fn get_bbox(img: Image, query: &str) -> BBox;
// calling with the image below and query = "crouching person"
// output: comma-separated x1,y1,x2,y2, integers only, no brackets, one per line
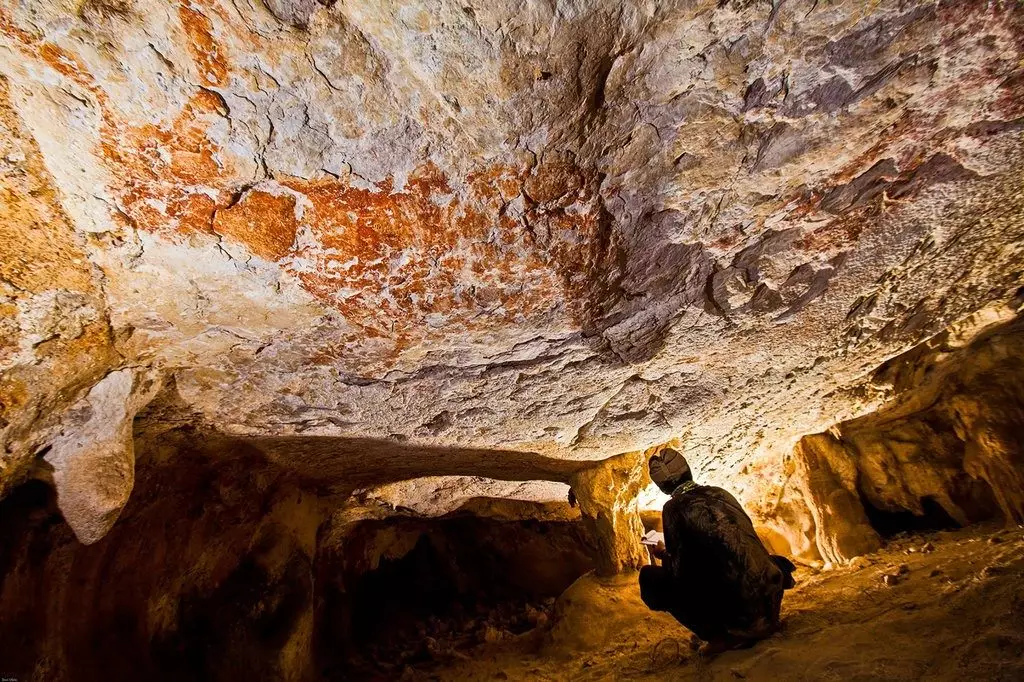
639,448,796,653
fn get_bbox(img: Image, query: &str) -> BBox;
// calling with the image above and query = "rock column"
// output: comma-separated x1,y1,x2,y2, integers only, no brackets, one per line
43,369,161,544
794,432,881,566
569,451,647,575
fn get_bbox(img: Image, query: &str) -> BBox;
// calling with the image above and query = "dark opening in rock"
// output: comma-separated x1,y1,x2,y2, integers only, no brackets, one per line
860,495,961,538
315,514,598,679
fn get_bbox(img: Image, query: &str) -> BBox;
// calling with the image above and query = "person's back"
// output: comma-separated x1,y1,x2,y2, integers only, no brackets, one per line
662,483,789,642
640,449,795,650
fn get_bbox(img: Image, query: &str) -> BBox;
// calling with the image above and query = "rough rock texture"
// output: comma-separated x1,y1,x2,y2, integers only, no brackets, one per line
762,301,1024,564
790,432,882,566
2,1,1023,507
0,74,116,497
568,449,646,574
360,476,573,518
2,6,1024,674
43,368,160,543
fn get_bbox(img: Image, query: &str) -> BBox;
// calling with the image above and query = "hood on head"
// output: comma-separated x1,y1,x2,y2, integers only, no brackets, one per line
648,447,693,494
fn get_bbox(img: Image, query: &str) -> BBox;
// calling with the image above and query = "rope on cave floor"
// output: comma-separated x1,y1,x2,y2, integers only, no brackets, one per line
619,636,686,676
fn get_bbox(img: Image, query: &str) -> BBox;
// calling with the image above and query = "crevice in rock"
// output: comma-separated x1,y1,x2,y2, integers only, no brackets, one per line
314,512,596,679
778,309,1024,564
859,494,961,539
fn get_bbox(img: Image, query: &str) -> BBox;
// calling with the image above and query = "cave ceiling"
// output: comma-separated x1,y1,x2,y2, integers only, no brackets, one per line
1,0,1023,501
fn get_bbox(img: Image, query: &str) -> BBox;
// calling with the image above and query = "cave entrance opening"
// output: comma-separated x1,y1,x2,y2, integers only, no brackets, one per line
318,504,599,678
859,494,961,538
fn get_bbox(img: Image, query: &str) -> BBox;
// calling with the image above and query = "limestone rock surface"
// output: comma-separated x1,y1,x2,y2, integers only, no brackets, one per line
43,368,160,543
0,0,1023,537
762,302,1024,563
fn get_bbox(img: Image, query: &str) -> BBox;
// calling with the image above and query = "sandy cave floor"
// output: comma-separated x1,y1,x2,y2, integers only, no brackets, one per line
410,524,1024,681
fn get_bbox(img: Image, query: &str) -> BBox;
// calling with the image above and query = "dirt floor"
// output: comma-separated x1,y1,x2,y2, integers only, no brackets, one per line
413,524,1024,681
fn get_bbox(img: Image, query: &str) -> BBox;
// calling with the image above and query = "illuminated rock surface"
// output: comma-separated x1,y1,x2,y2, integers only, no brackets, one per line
1,0,1023,679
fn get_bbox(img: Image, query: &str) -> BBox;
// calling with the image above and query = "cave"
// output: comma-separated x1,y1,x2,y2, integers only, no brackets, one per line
3,0,1024,680
860,495,961,539
0,426,606,681
316,514,597,678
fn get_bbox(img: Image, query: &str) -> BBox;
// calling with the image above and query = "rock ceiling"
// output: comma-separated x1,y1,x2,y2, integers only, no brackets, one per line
1,0,1023,515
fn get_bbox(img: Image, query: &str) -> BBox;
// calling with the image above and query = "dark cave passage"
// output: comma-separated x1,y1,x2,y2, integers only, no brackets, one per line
0,442,601,682
860,495,961,539
315,513,598,679
2,315,1024,681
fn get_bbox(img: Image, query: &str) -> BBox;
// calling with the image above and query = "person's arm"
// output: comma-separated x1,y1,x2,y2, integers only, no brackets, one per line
660,497,685,563
641,530,669,560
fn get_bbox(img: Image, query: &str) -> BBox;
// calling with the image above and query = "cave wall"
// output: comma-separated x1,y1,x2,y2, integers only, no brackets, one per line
0,430,321,682
770,308,1024,565
0,421,610,681
2,2,1023,511
0,75,117,499
0,1,1023,672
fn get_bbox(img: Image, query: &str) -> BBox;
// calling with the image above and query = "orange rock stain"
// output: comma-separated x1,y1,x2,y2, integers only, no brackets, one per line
212,190,298,261
1,3,623,364
282,162,571,353
178,1,229,86
0,3,236,238
109,90,232,237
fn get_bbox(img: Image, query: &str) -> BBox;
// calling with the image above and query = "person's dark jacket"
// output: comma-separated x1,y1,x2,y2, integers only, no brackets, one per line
658,483,794,641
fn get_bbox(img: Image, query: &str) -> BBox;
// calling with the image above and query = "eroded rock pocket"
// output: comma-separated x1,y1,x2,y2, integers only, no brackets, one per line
315,514,598,679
